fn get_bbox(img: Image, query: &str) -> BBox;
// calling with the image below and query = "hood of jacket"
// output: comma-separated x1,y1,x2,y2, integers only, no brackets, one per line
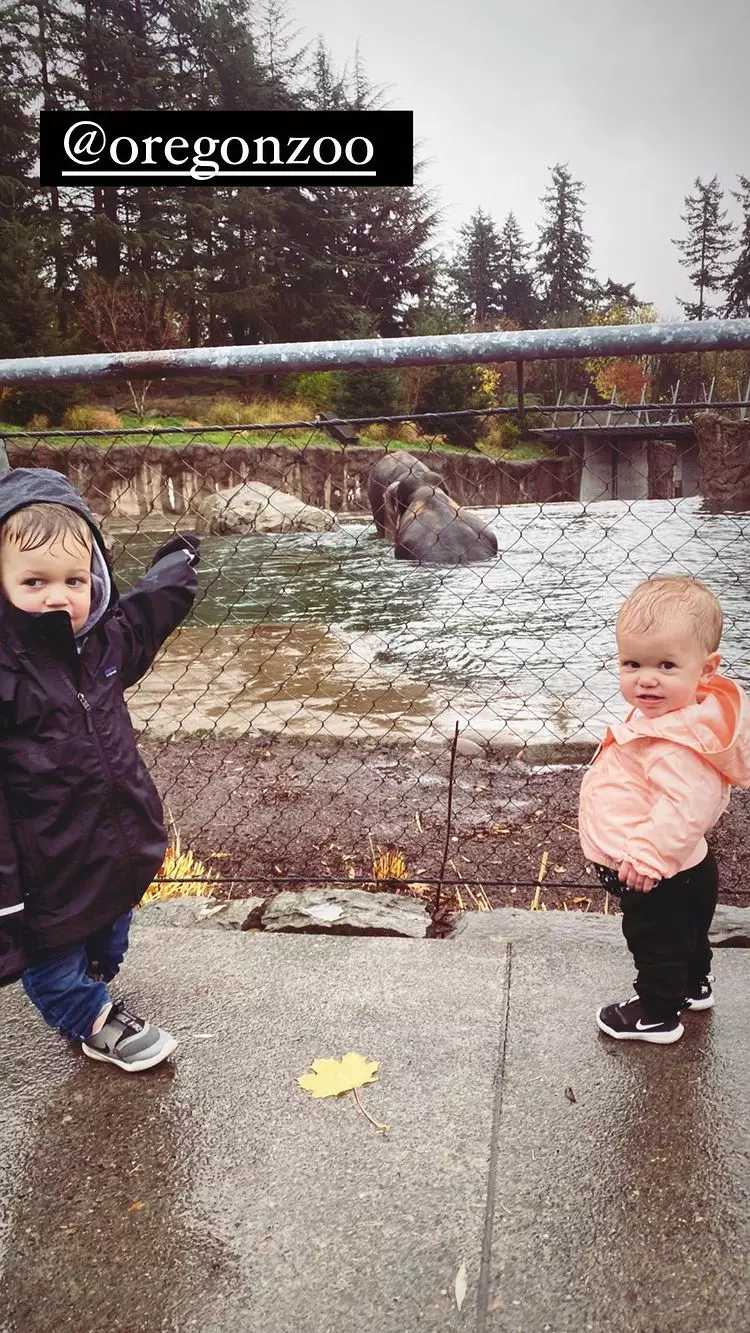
0,467,114,642
605,673,750,787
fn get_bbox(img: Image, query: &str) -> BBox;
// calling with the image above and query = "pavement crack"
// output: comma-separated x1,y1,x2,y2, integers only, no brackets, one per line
475,939,512,1331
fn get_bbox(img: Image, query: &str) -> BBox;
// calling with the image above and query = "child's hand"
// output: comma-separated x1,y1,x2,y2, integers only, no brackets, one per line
617,861,656,893
151,533,201,567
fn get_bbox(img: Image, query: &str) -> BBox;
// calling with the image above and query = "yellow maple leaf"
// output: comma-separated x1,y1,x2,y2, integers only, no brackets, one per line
297,1052,379,1099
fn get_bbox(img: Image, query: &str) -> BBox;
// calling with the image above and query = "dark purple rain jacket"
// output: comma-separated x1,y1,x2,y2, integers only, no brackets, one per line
0,469,199,984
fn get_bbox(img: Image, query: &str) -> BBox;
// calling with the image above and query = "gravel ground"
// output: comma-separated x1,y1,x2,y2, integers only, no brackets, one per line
140,735,750,913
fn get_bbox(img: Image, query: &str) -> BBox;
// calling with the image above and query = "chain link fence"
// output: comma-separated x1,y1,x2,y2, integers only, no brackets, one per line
3,395,750,911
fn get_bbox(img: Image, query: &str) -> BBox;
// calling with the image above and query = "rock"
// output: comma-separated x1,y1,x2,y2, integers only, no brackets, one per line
198,482,338,535
694,413,750,511
710,905,750,948
133,896,265,929
260,887,430,938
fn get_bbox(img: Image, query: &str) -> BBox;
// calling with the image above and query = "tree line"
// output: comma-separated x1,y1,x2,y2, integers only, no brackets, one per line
1,0,749,424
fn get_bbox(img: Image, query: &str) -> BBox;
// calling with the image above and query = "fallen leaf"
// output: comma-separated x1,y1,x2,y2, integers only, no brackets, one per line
128,1201,145,1212
297,1052,379,1099
564,1086,577,1104
455,1261,468,1311
488,825,509,835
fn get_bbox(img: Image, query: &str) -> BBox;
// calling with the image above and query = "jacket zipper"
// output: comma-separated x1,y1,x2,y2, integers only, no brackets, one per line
77,692,94,732
59,667,135,879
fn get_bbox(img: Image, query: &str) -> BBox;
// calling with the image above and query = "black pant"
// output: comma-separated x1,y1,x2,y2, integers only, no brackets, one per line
596,853,719,1021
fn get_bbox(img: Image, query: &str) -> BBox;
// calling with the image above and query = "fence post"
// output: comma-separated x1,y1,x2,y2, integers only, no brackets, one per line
0,438,11,476
516,360,525,430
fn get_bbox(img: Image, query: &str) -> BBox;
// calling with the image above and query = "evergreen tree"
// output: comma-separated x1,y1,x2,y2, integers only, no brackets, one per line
306,38,349,109
673,175,735,319
536,163,592,322
448,208,504,329
254,0,306,108
0,14,57,359
496,211,537,327
592,278,640,313
724,175,750,318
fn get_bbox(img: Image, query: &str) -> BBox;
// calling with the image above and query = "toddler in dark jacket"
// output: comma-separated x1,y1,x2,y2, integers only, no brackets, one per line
0,468,199,1071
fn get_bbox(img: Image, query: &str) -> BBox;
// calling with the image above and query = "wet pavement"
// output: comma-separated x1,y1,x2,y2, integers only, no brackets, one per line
1,917,748,1331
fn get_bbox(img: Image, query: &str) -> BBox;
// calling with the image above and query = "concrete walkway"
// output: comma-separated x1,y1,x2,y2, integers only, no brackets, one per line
1,914,748,1332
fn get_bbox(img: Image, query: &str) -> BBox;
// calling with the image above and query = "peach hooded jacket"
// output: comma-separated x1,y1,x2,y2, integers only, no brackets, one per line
579,674,750,881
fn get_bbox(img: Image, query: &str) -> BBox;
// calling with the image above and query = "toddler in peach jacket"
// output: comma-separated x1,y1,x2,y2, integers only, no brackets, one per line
578,575,750,1045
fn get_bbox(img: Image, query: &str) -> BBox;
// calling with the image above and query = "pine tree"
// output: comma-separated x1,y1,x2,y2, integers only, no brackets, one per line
673,175,735,319
724,175,750,318
496,211,537,327
448,208,504,329
306,38,349,109
0,9,57,359
536,163,592,322
254,0,306,108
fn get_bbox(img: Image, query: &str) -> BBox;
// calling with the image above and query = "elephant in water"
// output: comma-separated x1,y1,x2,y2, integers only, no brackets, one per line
383,469,498,564
366,452,445,538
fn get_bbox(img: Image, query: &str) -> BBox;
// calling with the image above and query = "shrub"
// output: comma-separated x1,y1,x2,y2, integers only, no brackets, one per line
332,367,406,422
26,414,50,431
414,364,492,449
61,405,123,431
203,397,246,426
399,421,421,444
1,384,82,426
280,372,336,412
361,422,391,443
477,413,548,458
361,419,422,446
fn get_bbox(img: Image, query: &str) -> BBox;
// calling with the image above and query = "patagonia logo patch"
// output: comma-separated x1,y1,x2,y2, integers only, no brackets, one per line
104,666,118,678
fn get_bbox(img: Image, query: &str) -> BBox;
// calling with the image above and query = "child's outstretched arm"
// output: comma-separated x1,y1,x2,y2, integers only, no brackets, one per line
619,741,727,889
115,533,200,688
0,786,27,985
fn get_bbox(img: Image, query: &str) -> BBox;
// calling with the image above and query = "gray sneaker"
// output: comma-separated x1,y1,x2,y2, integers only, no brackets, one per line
81,1002,177,1072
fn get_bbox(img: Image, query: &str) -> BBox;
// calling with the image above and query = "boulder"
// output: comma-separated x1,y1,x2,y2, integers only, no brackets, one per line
133,896,264,929
710,905,750,948
260,887,430,938
199,481,338,534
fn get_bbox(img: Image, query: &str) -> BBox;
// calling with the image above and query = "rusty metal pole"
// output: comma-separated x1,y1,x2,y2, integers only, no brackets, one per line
1,320,749,390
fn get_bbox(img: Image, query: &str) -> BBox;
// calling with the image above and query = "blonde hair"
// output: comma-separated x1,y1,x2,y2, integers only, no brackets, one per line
617,576,723,654
0,503,92,556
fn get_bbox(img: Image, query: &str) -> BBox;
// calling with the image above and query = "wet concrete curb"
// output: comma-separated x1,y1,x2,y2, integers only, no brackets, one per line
450,903,750,948
132,899,750,948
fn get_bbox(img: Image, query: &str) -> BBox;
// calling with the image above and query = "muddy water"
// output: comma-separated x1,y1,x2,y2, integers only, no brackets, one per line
117,498,750,752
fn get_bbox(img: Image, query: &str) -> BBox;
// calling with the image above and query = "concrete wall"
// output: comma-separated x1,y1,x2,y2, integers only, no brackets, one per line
578,435,686,504
4,441,584,526
693,413,750,510
6,431,706,526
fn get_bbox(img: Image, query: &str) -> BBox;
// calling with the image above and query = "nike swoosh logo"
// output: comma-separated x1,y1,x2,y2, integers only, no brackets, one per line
635,1019,664,1031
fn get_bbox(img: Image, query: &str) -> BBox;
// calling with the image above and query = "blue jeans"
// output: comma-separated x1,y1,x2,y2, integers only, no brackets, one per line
22,911,132,1042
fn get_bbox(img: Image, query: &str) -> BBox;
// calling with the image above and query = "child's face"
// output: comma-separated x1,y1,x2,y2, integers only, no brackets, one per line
617,619,720,718
0,535,93,633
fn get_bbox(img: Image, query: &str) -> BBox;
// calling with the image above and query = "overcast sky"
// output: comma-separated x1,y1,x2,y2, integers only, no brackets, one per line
295,0,750,317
